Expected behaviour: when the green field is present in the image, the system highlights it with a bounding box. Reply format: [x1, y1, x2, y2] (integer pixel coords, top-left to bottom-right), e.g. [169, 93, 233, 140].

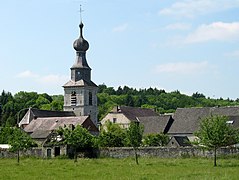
[0, 157, 239, 179]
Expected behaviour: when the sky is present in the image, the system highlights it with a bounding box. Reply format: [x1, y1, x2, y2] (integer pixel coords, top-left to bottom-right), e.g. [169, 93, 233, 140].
[1, 0, 239, 99]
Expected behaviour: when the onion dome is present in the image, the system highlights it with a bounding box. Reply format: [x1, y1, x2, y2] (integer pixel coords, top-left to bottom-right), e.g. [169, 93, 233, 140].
[73, 22, 89, 52]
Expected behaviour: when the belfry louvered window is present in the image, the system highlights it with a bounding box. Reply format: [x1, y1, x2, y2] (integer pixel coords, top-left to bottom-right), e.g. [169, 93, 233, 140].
[89, 92, 92, 105]
[71, 91, 76, 106]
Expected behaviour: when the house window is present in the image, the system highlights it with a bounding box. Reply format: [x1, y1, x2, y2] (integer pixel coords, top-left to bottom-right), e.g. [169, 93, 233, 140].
[113, 118, 117, 123]
[47, 149, 51, 158]
[71, 91, 76, 106]
[89, 92, 93, 105]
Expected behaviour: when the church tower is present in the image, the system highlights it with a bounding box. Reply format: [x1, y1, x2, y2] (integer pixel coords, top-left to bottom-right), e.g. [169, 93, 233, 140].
[63, 22, 98, 125]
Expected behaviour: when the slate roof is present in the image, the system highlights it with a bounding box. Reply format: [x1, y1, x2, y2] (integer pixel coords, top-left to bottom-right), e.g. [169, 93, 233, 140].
[30, 130, 52, 139]
[24, 116, 89, 133]
[172, 136, 191, 147]
[63, 79, 98, 87]
[114, 106, 159, 121]
[169, 106, 239, 134]
[137, 115, 173, 134]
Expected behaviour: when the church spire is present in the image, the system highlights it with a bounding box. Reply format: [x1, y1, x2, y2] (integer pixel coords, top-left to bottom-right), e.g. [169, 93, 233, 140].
[63, 13, 98, 126]
[73, 22, 89, 52]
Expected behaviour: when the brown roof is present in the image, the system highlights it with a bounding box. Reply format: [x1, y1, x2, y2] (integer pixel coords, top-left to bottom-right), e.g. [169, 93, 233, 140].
[115, 106, 158, 121]
[24, 116, 89, 132]
[137, 115, 173, 134]
[30, 130, 52, 139]
[19, 108, 75, 127]
[169, 106, 239, 134]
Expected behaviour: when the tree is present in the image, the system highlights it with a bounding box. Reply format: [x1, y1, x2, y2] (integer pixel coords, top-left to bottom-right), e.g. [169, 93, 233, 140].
[58, 125, 96, 162]
[127, 122, 144, 165]
[195, 115, 239, 166]
[143, 133, 169, 147]
[0, 125, 14, 144]
[8, 128, 36, 163]
[99, 121, 127, 147]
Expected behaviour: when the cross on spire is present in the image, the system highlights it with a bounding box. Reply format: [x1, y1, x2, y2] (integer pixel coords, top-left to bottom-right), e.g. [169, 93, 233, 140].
[79, 4, 84, 22]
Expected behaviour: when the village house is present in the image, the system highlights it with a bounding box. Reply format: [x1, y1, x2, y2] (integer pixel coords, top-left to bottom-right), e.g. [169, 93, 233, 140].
[168, 106, 239, 141]
[101, 106, 174, 135]
[167, 136, 192, 148]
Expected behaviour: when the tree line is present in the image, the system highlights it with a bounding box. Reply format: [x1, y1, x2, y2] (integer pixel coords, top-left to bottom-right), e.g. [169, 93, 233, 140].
[1, 84, 239, 126]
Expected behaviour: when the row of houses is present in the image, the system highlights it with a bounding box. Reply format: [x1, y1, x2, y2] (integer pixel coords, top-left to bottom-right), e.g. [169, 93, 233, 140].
[19, 105, 239, 151]
[101, 105, 239, 146]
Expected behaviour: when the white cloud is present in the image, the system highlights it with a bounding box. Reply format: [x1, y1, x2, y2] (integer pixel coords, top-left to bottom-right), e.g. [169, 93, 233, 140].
[38, 74, 68, 85]
[113, 23, 128, 32]
[16, 70, 68, 85]
[165, 23, 191, 30]
[16, 70, 39, 78]
[184, 22, 239, 44]
[154, 61, 209, 74]
[224, 50, 239, 58]
[159, 0, 239, 18]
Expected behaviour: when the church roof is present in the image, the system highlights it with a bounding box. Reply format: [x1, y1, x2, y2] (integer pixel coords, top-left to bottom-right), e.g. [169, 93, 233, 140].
[24, 116, 89, 133]
[19, 108, 75, 127]
[30, 130, 52, 139]
[63, 79, 98, 87]
[73, 22, 89, 52]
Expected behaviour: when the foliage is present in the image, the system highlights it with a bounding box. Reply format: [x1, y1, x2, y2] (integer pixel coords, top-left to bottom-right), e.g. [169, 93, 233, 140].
[143, 133, 169, 147]
[1, 84, 239, 125]
[194, 115, 239, 166]
[7, 127, 36, 163]
[97, 85, 239, 120]
[99, 121, 127, 147]
[0, 90, 63, 126]
[58, 125, 96, 162]
[0, 125, 14, 144]
[127, 122, 144, 164]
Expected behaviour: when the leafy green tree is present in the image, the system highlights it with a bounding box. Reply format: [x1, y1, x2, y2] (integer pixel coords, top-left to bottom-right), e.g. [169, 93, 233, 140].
[99, 121, 127, 147]
[51, 95, 64, 110]
[36, 95, 50, 109]
[143, 133, 169, 147]
[127, 122, 144, 165]
[0, 125, 14, 143]
[195, 115, 239, 166]
[58, 125, 96, 162]
[8, 128, 36, 163]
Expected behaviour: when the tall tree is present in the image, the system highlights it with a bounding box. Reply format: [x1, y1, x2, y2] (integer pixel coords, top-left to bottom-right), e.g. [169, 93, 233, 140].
[8, 128, 35, 163]
[127, 122, 144, 165]
[58, 125, 96, 162]
[195, 115, 239, 166]
[99, 121, 127, 147]
[143, 133, 169, 147]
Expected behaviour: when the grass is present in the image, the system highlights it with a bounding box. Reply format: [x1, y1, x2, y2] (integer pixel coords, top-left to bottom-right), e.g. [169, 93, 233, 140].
[0, 157, 239, 179]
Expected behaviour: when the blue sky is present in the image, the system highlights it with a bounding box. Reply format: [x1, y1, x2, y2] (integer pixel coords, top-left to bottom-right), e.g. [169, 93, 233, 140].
[1, 0, 239, 99]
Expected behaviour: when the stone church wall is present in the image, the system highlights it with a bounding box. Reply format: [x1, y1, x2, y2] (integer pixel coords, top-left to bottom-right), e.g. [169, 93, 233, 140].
[1, 147, 239, 159]
[99, 147, 239, 158]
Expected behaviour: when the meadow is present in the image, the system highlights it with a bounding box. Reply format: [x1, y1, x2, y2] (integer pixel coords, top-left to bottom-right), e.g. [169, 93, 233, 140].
[0, 157, 239, 179]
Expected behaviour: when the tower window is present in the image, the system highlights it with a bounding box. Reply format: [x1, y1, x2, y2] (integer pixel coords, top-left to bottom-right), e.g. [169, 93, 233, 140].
[71, 91, 77, 106]
[89, 92, 93, 105]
